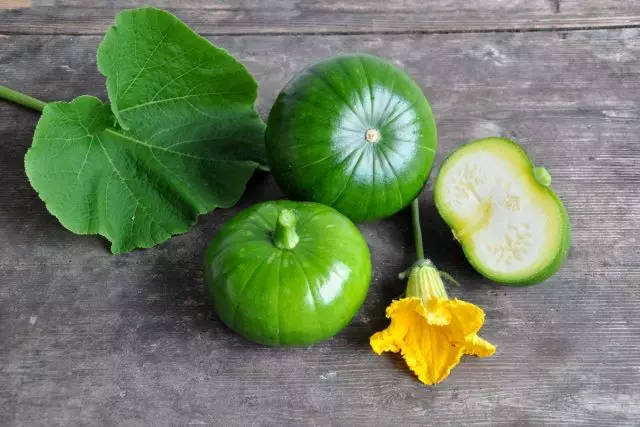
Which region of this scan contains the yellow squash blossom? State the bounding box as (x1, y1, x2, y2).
(370, 260, 496, 385)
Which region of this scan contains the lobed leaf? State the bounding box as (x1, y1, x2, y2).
(25, 8, 266, 253)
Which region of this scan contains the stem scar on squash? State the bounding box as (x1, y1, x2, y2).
(365, 128, 381, 144)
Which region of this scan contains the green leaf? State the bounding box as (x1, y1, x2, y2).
(24, 8, 266, 253)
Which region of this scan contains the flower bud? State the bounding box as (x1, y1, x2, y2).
(404, 259, 448, 303)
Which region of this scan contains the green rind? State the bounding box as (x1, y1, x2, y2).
(205, 200, 372, 346)
(265, 53, 437, 222)
(519, 199, 571, 286)
(434, 137, 571, 286)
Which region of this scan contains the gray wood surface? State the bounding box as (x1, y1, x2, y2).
(1, 0, 639, 34)
(1, 1, 640, 426)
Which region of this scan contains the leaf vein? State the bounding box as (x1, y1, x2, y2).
(117, 18, 178, 104)
(104, 128, 257, 166)
(118, 91, 243, 114)
(96, 134, 165, 245)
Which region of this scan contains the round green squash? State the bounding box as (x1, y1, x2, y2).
(205, 200, 372, 346)
(265, 54, 437, 222)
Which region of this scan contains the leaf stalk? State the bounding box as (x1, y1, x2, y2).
(0, 86, 46, 112)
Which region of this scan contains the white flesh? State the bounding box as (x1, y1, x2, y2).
(437, 149, 559, 279)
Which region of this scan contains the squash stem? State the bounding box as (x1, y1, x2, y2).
(274, 209, 299, 250)
(0, 86, 46, 112)
(411, 196, 425, 260)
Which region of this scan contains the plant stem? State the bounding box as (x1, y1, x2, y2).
(273, 209, 299, 250)
(411, 196, 425, 260)
(0, 86, 46, 112)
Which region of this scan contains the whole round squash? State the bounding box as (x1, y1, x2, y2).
(205, 200, 372, 346)
(265, 53, 437, 222)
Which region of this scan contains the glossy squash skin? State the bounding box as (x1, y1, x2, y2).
(265, 54, 437, 222)
(205, 200, 372, 346)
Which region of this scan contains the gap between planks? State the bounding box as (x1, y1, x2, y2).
(2, 24, 640, 37)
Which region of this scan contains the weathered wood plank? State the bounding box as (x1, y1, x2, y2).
(0, 0, 639, 34)
(0, 0, 30, 10)
(1, 29, 639, 425)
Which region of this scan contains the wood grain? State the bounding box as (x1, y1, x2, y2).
(1, 28, 639, 426)
(0, 0, 30, 10)
(0, 0, 639, 34)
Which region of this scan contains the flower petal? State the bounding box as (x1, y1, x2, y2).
(386, 297, 426, 319)
(370, 298, 421, 354)
(370, 296, 496, 385)
(464, 334, 496, 357)
(425, 298, 452, 326)
(369, 298, 466, 385)
(445, 298, 487, 337)
(405, 320, 465, 385)
(370, 329, 401, 354)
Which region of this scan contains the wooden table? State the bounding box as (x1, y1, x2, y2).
(1, 1, 639, 425)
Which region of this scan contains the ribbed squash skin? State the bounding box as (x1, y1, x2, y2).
(265, 54, 437, 222)
(205, 200, 372, 346)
